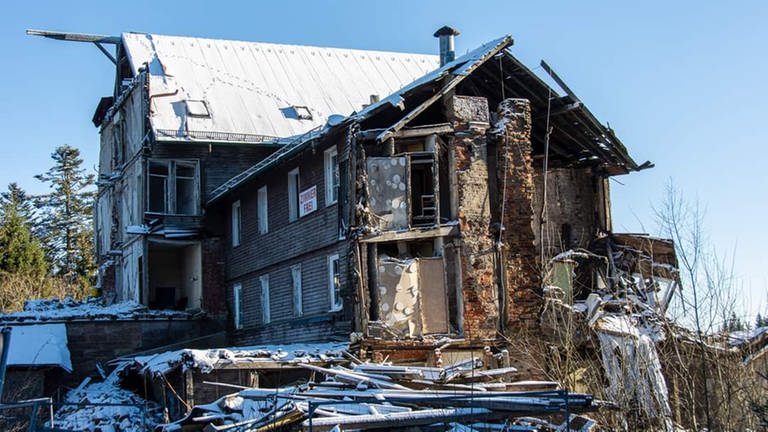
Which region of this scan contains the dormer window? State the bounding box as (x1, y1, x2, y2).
(293, 106, 313, 120)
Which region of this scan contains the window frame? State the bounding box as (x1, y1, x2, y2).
(292, 264, 303, 317)
(287, 168, 300, 222)
(324, 147, 339, 206)
(146, 159, 200, 216)
(328, 254, 342, 312)
(233, 283, 243, 330)
(257, 186, 268, 234)
(231, 200, 241, 247)
(260, 274, 271, 324)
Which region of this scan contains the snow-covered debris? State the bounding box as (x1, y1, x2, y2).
(0, 297, 190, 322)
(728, 326, 768, 348)
(126, 342, 349, 377)
(51, 370, 163, 432)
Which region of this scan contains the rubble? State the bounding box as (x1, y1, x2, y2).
(157, 357, 601, 431)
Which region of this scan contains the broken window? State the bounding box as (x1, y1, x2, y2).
(260, 274, 271, 324)
(328, 254, 342, 311)
(287, 168, 300, 222)
(233, 283, 243, 329)
(148, 161, 168, 213)
(257, 186, 268, 234)
(292, 264, 303, 317)
(147, 159, 199, 215)
(410, 153, 437, 226)
(324, 147, 339, 205)
(231, 200, 241, 247)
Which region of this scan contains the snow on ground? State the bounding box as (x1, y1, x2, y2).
(51, 369, 164, 432)
(0, 297, 189, 322)
(127, 342, 349, 377)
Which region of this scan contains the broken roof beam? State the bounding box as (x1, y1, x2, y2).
(377, 36, 513, 143)
(26, 29, 121, 44)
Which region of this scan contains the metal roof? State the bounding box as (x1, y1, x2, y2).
(121, 33, 440, 143)
(207, 36, 512, 205)
(6, 324, 72, 371)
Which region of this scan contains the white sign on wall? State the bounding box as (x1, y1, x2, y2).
(299, 185, 317, 217)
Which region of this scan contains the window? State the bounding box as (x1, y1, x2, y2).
(293, 106, 313, 120)
(147, 159, 199, 215)
(233, 283, 243, 329)
(231, 200, 241, 247)
(324, 147, 339, 206)
(287, 168, 300, 222)
(258, 186, 268, 234)
(292, 264, 303, 317)
(328, 254, 342, 311)
(260, 274, 270, 324)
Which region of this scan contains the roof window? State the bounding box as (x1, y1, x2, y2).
(185, 100, 210, 117)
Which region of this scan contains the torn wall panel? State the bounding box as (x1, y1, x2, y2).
(367, 157, 409, 230)
(377, 257, 421, 338)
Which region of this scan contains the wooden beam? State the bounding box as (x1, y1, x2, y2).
(393, 123, 454, 139)
(358, 225, 458, 244)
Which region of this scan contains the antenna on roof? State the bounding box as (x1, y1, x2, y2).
(26, 29, 120, 65)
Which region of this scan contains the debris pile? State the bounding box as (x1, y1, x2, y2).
(541, 237, 678, 430)
(50, 371, 164, 432)
(159, 357, 601, 431)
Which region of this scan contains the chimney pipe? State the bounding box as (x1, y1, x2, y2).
(434, 26, 460, 67)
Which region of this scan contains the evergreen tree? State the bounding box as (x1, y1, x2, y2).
(0, 184, 48, 277)
(35, 145, 96, 281)
(0, 183, 36, 223)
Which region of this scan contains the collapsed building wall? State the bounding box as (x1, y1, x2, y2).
(532, 167, 603, 256)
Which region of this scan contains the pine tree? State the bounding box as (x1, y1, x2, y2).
(35, 145, 96, 281)
(0, 184, 48, 277)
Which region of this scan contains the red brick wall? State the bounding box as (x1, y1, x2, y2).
(494, 99, 542, 333)
(453, 134, 499, 340)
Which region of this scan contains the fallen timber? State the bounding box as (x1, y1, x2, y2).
(158, 355, 601, 431)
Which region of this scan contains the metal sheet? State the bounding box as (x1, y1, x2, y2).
(122, 33, 439, 142)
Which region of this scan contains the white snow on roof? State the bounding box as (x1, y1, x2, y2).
(127, 342, 348, 377)
(121, 32, 439, 142)
(6, 324, 72, 371)
(0, 298, 190, 322)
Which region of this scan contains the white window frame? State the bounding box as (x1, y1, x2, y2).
(257, 186, 268, 234)
(260, 274, 271, 324)
(287, 168, 300, 222)
(292, 264, 303, 317)
(328, 254, 342, 312)
(233, 283, 243, 329)
(231, 200, 241, 247)
(324, 147, 339, 206)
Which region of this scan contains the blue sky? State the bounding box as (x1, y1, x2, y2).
(2, 1, 766, 322)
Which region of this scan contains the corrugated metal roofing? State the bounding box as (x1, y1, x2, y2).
(121, 33, 440, 143)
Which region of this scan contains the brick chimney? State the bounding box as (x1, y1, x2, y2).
(433, 26, 460, 66)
